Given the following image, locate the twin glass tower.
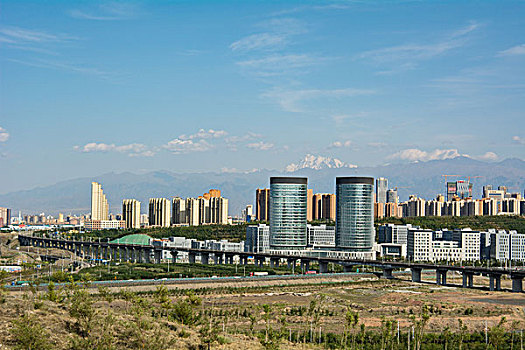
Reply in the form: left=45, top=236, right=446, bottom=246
left=269, top=176, right=374, bottom=252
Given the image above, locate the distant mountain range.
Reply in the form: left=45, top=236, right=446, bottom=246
left=1, top=156, right=524, bottom=217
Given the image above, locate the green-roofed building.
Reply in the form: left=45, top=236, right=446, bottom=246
left=110, top=234, right=152, bottom=245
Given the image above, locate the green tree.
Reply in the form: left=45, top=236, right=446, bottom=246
left=10, top=314, right=53, bottom=350
left=410, top=305, right=430, bottom=350
left=457, top=319, right=469, bottom=350
left=258, top=304, right=280, bottom=350
left=488, top=317, right=507, bottom=350
left=45, top=281, right=63, bottom=303
left=200, top=315, right=220, bottom=350
left=97, top=285, right=114, bottom=305
left=345, top=310, right=359, bottom=349
left=68, top=285, right=96, bottom=338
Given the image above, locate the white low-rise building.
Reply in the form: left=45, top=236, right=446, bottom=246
left=407, top=228, right=481, bottom=262
left=84, top=220, right=125, bottom=231
left=307, top=224, right=335, bottom=249
left=245, top=224, right=270, bottom=253
left=483, top=229, right=525, bottom=262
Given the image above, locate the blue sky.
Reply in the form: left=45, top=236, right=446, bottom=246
left=1, top=0, right=524, bottom=193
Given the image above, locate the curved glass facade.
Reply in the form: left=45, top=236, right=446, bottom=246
left=269, top=177, right=307, bottom=250
left=335, top=177, right=374, bottom=251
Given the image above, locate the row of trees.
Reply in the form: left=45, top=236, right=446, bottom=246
left=376, top=215, right=525, bottom=233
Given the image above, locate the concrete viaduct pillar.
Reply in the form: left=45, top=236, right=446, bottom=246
left=270, top=258, right=280, bottom=268
left=154, top=250, right=162, bottom=264
left=287, top=258, right=296, bottom=270
left=462, top=272, right=475, bottom=288
left=213, top=253, right=223, bottom=265
left=300, top=259, right=310, bottom=273
left=382, top=268, right=393, bottom=279
left=201, top=253, right=209, bottom=265
left=436, top=269, right=448, bottom=286
left=511, top=275, right=523, bottom=293
left=343, top=265, right=353, bottom=273
left=489, top=274, right=502, bottom=291
left=241, top=256, right=248, bottom=265
left=188, top=252, right=196, bottom=264
left=411, top=268, right=422, bottom=283
left=319, top=261, right=329, bottom=274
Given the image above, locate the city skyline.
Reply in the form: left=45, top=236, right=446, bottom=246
left=1, top=1, right=525, bottom=194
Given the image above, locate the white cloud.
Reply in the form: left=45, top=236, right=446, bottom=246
left=179, top=129, right=227, bottom=140
left=220, top=167, right=239, bottom=173
left=163, top=139, right=213, bottom=154
left=498, top=44, right=525, bottom=57
left=74, top=142, right=153, bottom=156
left=230, top=33, right=288, bottom=52
left=513, top=136, right=525, bottom=145
left=247, top=141, right=274, bottom=151
left=477, top=152, right=498, bottom=161
left=357, top=22, right=480, bottom=70
left=263, top=88, right=376, bottom=113
left=69, top=2, right=139, bottom=20
left=236, top=54, right=324, bottom=75
left=230, top=18, right=305, bottom=52
left=368, top=142, right=387, bottom=148
left=0, top=26, right=75, bottom=44
left=225, top=132, right=261, bottom=144
left=329, top=140, right=352, bottom=148
left=0, top=127, right=9, bottom=142
left=388, top=148, right=469, bottom=162
left=9, top=58, right=113, bottom=80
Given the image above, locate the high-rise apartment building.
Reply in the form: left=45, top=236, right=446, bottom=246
left=243, top=205, right=253, bottom=222
left=255, top=188, right=270, bottom=221
left=0, top=207, right=11, bottom=227
left=172, top=197, right=187, bottom=225
left=122, top=199, right=141, bottom=229
left=198, top=197, right=210, bottom=225
left=91, top=182, right=109, bottom=220
left=447, top=180, right=472, bottom=201
left=171, top=191, right=228, bottom=226
left=312, top=193, right=336, bottom=221
left=406, top=196, right=426, bottom=217
left=269, top=177, right=308, bottom=250
left=335, top=177, right=374, bottom=251
left=376, top=177, right=388, bottom=204
left=210, top=196, right=228, bottom=224
left=186, top=198, right=200, bottom=226
left=386, top=189, right=398, bottom=204
left=307, top=189, right=313, bottom=221
left=148, top=198, right=171, bottom=227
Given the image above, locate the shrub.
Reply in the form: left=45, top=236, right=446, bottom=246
left=10, top=314, right=53, bottom=350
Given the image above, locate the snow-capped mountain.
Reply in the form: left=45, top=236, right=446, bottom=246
left=285, top=154, right=358, bottom=172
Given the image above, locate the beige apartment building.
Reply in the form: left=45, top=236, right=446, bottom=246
left=148, top=198, right=171, bottom=227
left=122, top=199, right=141, bottom=229
left=91, top=182, right=109, bottom=220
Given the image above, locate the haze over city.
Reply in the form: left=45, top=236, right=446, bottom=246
left=1, top=1, right=524, bottom=194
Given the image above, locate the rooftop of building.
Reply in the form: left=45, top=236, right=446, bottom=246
left=110, top=234, right=152, bottom=245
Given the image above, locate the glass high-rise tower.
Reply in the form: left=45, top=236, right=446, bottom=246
left=335, top=177, right=374, bottom=251
left=375, top=177, right=388, bottom=204
left=269, top=177, right=307, bottom=250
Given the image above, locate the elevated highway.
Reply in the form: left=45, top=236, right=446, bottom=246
left=17, top=233, right=525, bottom=292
